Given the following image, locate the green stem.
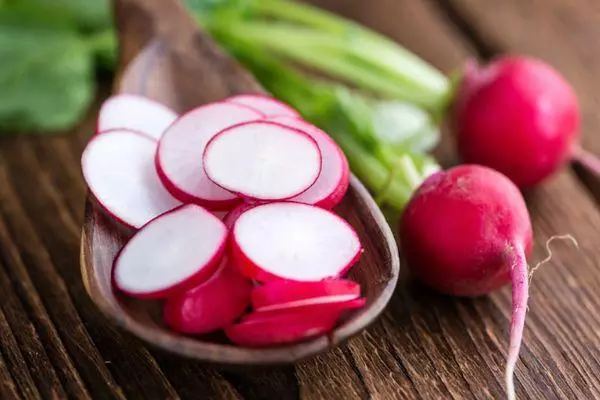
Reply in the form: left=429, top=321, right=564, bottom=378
left=227, top=23, right=445, bottom=109
left=330, top=131, right=413, bottom=209
left=253, top=0, right=450, bottom=99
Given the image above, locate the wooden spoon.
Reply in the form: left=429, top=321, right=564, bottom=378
left=80, top=0, right=399, bottom=365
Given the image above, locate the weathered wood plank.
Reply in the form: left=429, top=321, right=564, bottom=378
left=295, top=347, right=368, bottom=399
left=0, top=346, right=19, bottom=400
left=0, top=217, right=86, bottom=399
left=0, top=305, right=40, bottom=400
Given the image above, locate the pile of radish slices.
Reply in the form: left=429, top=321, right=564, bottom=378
left=82, top=93, right=366, bottom=347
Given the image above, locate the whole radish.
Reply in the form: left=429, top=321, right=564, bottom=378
left=453, top=55, right=580, bottom=189
left=400, top=165, right=532, bottom=400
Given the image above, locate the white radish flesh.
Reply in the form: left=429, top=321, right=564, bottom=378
left=163, top=259, right=252, bottom=334
left=113, top=204, right=227, bottom=299
left=269, top=116, right=349, bottom=209
left=97, top=94, right=177, bottom=140
left=81, top=129, right=181, bottom=229
left=252, top=279, right=361, bottom=310
left=156, top=102, right=262, bottom=209
left=227, top=94, right=299, bottom=118
left=204, top=121, right=322, bottom=201
left=231, top=202, right=362, bottom=282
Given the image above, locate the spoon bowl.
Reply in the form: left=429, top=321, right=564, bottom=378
left=80, top=0, right=399, bottom=365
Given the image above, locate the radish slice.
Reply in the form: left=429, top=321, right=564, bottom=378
left=231, top=202, right=362, bottom=282
left=156, top=102, right=262, bottom=209
left=223, top=203, right=255, bottom=229
left=97, top=94, right=177, bottom=140
left=212, top=210, right=229, bottom=220
left=226, top=94, right=299, bottom=118
left=163, top=259, right=252, bottom=334
left=81, top=129, right=181, bottom=229
left=225, top=310, right=336, bottom=347
left=204, top=121, right=322, bottom=201
left=252, top=298, right=366, bottom=318
left=252, top=279, right=360, bottom=309
left=269, top=116, right=350, bottom=209
left=113, top=204, right=227, bottom=299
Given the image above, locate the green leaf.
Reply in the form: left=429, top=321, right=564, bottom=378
left=0, top=25, right=94, bottom=132
left=7, top=0, right=113, bottom=31
left=371, top=101, right=440, bottom=153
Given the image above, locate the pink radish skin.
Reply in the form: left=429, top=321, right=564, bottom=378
left=225, top=310, right=337, bottom=347
left=231, top=202, right=362, bottom=282
left=252, top=279, right=360, bottom=310
left=113, top=205, right=227, bottom=299
left=268, top=116, right=350, bottom=209
left=81, top=129, right=181, bottom=229
left=203, top=121, right=323, bottom=201
left=156, top=102, right=262, bottom=210
left=163, top=260, right=252, bottom=334
left=226, top=94, right=299, bottom=118
left=223, top=203, right=255, bottom=229
left=400, top=165, right=532, bottom=400
left=253, top=297, right=366, bottom=317
left=97, top=94, right=177, bottom=140
left=454, top=56, right=580, bottom=188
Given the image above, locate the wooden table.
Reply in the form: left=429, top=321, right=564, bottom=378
left=0, top=1, right=599, bottom=398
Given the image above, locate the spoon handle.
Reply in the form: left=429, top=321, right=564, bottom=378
left=111, top=0, right=262, bottom=102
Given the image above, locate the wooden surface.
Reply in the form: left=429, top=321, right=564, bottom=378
left=0, top=0, right=598, bottom=398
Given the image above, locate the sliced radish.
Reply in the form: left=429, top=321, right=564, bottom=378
left=203, top=121, right=322, bottom=201
left=252, top=279, right=361, bottom=310
left=250, top=297, right=366, bottom=318
left=222, top=203, right=255, bottom=229
left=81, top=129, right=181, bottom=229
left=231, top=202, right=362, bottom=282
left=97, top=94, right=177, bottom=140
left=269, top=116, right=350, bottom=209
left=226, top=94, right=299, bottom=118
left=156, top=102, right=262, bottom=209
left=163, top=259, right=252, bottom=334
left=225, top=310, right=336, bottom=347
left=113, top=204, right=227, bottom=299
left=212, top=210, right=229, bottom=220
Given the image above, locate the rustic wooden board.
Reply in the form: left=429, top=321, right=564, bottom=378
left=0, top=0, right=598, bottom=399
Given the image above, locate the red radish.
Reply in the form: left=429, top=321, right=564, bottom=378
left=81, top=129, right=181, bottom=229
left=225, top=309, right=337, bottom=347
left=211, top=210, right=229, bottom=220
left=400, top=165, right=532, bottom=400
left=203, top=121, right=322, bottom=201
left=223, top=203, right=255, bottom=229
left=156, top=103, right=262, bottom=209
left=163, top=259, right=252, bottom=334
left=97, top=94, right=177, bottom=140
left=231, top=202, right=362, bottom=282
left=253, top=297, right=366, bottom=317
left=454, top=56, right=580, bottom=188
left=252, top=279, right=360, bottom=310
left=226, top=94, right=299, bottom=118
left=113, top=204, right=227, bottom=299
left=268, top=116, right=350, bottom=209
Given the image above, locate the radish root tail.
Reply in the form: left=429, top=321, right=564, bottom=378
left=528, top=234, right=579, bottom=281
left=507, top=235, right=578, bottom=400
left=572, top=146, right=600, bottom=177
left=506, top=247, right=529, bottom=400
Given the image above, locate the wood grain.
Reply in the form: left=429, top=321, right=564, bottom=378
left=0, top=0, right=598, bottom=398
